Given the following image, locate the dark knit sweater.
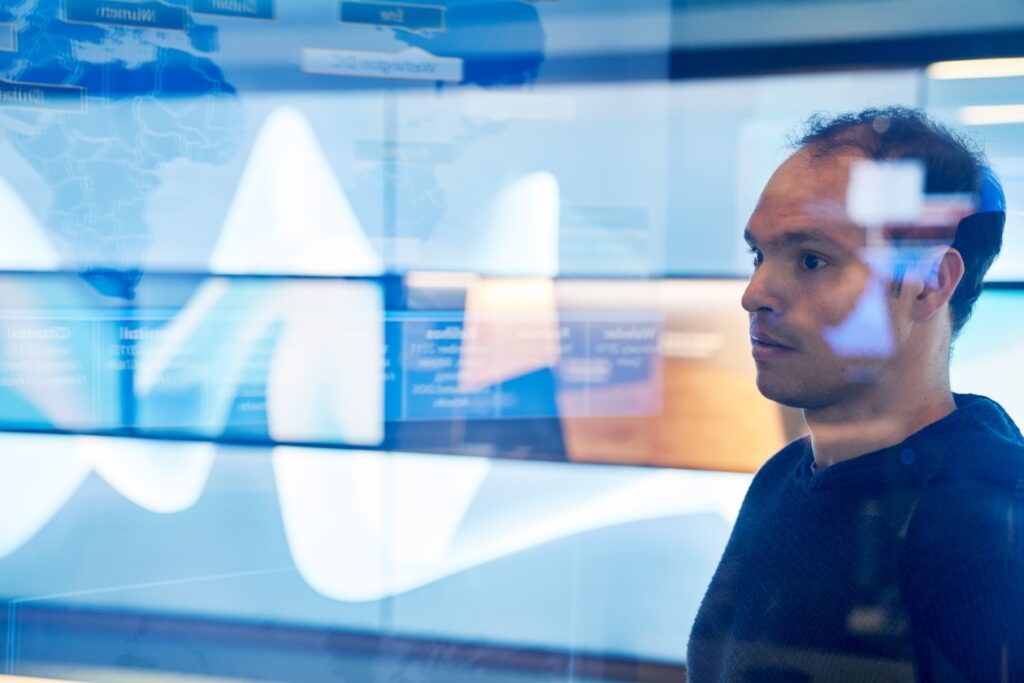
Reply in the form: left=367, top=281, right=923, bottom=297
left=687, top=394, right=1024, bottom=682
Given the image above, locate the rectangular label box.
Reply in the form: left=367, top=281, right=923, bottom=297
left=0, top=79, right=85, bottom=112
left=303, top=47, right=462, bottom=82
left=64, top=0, right=188, bottom=30
left=340, top=1, right=444, bottom=32
left=191, top=0, right=274, bottom=20
left=0, top=317, right=121, bottom=431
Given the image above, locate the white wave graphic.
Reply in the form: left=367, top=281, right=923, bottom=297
left=209, top=105, right=383, bottom=276
left=0, top=175, right=60, bottom=270
left=138, top=106, right=387, bottom=444
left=0, top=430, right=751, bottom=604
left=0, top=435, right=214, bottom=559
left=475, top=171, right=560, bottom=278
left=274, top=447, right=749, bottom=602
left=0, top=435, right=92, bottom=558
left=79, top=437, right=215, bottom=514
left=0, top=108, right=749, bottom=606
left=0, top=105, right=389, bottom=555
left=273, top=448, right=491, bottom=602
left=417, top=168, right=561, bottom=276
left=458, top=171, right=561, bottom=391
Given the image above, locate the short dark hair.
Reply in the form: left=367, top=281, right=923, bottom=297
left=793, top=106, right=1005, bottom=339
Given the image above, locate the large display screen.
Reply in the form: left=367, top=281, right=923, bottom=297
left=0, top=273, right=799, bottom=471
left=0, top=433, right=752, bottom=678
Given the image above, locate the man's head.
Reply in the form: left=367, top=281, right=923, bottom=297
left=741, top=107, right=1005, bottom=410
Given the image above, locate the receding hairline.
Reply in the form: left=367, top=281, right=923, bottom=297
left=789, top=107, right=985, bottom=193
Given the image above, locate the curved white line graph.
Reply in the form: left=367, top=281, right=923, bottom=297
left=208, top=105, right=384, bottom=277
left=0, top=435, right=215, bottom=557
left=0, top=176, right=60, bottom=271
left=0, top=431, right=749, bottom=605
left=0, top=106, right=753, bottom=606
left=273, top=447, right=749, bottom=602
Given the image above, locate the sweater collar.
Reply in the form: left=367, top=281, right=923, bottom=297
left=795, top=393, right=1023, bottom=492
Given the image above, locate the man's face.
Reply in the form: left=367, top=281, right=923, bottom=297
left=741, top=149, right=911, bottom=409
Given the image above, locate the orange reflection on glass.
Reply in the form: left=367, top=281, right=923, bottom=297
left=458, top=277, right=561, bottom=393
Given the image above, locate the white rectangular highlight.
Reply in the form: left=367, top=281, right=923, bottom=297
left=846, top=159, right=924, bottom=225
left=927, top=57, right=1024, bottom=80
left=302, top=47, right=463, bottom=82
left=958, top=104, right=1024, bottom=126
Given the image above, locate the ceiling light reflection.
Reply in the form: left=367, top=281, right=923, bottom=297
left=927, top=58, right=1024, bottom=80
left=957, top=104, right=1024, bottom=126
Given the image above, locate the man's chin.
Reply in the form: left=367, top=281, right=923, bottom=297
left=755, top=376, right=819, bottom=410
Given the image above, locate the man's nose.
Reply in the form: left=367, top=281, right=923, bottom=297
left=741, top=265, right=782, bottom=315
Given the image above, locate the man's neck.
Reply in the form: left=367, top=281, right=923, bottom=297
left=805, top=383, right=957, bottom=470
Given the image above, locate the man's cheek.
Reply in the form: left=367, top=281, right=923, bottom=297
left=821, top=277, right=896, bottom=358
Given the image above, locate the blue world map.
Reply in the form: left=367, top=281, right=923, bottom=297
left=0, top=0, right=545, bottom=284
left=0, top=0, right=240, bottom=285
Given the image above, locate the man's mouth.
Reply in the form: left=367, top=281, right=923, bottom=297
left=751, top=336, right=793, bottom=350
left=749, top=327, right=797, bottom=359
left=749, top=324, right=796, bottom=350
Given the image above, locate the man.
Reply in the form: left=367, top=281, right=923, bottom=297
left=687, top=107, right=1024, bottom=681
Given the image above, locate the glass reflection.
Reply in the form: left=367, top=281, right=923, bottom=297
left=0, top=433, right=751, bottom=679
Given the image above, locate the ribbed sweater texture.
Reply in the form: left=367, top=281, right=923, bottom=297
left=687, top=394, right=1024, bottom=682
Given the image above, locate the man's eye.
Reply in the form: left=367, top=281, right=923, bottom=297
left=801, top=253, right=827, bottom=271
left=749, top=248, right=763, bottom=267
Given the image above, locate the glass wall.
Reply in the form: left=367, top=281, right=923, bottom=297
left=0, top=0, right=1021, bottom=681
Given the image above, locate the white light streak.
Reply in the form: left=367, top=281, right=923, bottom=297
left=958, top=104, right=1024, bottom=126
left=927, top=57, right=1024, bottom=80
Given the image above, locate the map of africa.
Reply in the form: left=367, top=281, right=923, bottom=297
left=0, top=0, right=549, bottom=288
left=0, top=0, right=240, bottom=292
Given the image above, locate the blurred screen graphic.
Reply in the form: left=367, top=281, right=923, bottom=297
left=0, top=273, right=799, bottom=472
left=0, top=433, right=753, bottom=678
left=0, top=273, right=386, bottom=447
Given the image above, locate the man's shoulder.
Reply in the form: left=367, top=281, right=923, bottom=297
left=908, top=393, right=1024, bottom=489
left=722, top=437, right=810, bottom=521
left=900, top=435, right=1024, bottom=574
left=756, top=435, right=810, bottom=476
left=744, top=436, right=810, bottom=495
left=913, top=426, right=1024, bottom=492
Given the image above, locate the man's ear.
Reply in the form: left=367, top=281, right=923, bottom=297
left=912, top=247, right=964, bottom=322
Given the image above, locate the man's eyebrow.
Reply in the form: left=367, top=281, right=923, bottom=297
left=743, top=228, right=846, bottom=251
